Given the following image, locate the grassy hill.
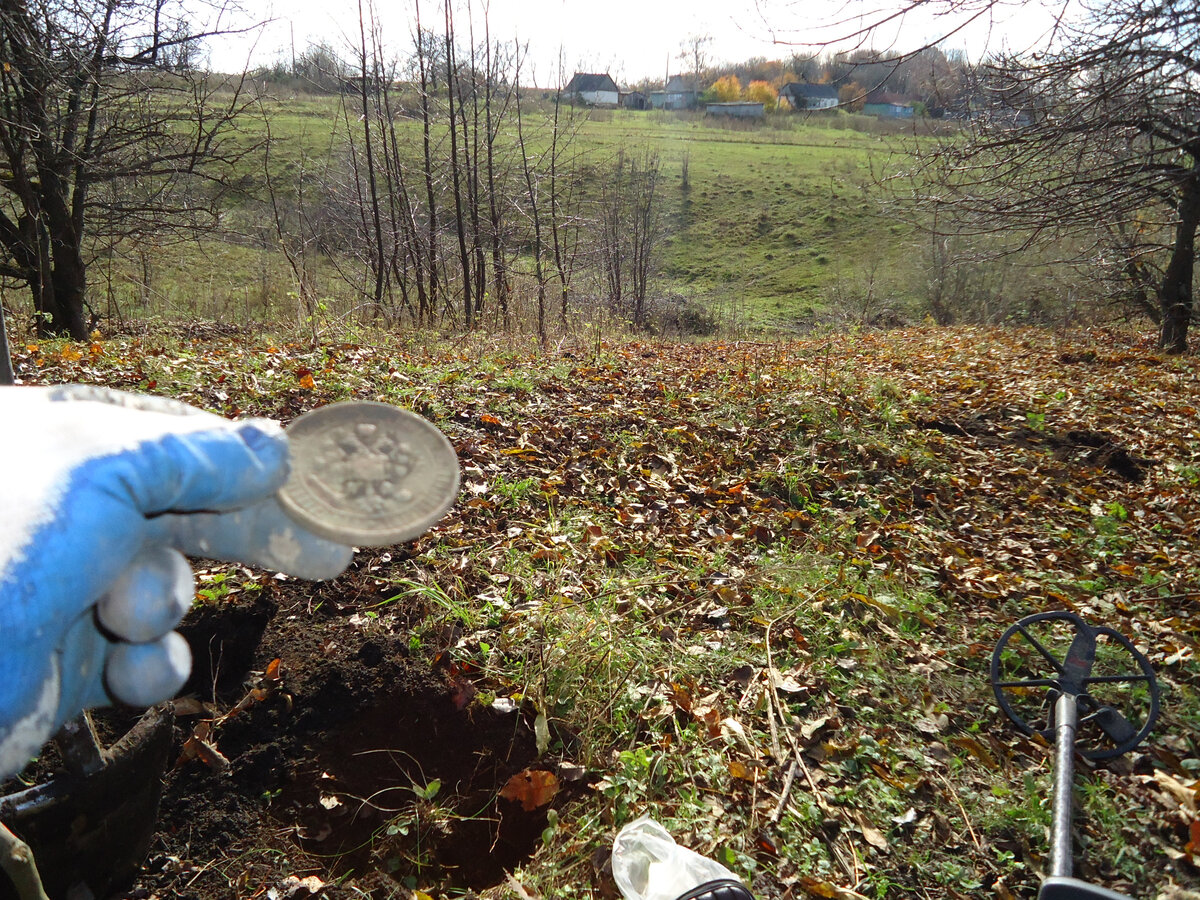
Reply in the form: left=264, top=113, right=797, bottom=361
left=91, top=95, right=924, bottom=334
left=572, top=111, right=915, bottom=329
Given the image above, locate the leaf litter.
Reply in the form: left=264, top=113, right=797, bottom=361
left=6, top=324, right=1199, bottom=899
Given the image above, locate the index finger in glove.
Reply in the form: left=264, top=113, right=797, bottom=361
left=115, top=422, right=291, bottom=515
left=153, top=496, right=354, bottom=582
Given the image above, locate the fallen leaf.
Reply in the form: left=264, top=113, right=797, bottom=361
left=1186, top=819, right=1200, bottom=859
left=177, top=734, right=230, bottom=773
left=950, top=735, right=999, bottom=770
left=1151, top=772, right=1199, bottom=812
left=729, top=759, right=758, bottom=782
left=854, top=811, right=889, bottom=851
left=797, top=876, right=872, bottom=899
left=499, top=769, right=559, bottom=811
left=769, top=667, right=806, bottom=693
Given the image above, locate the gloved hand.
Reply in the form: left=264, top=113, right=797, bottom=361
left=0, top=385, right=354, bottom=779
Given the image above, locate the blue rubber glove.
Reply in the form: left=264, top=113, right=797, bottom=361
left=0, top=385, right=354, bottom=779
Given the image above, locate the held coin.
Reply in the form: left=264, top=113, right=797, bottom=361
left=278, top=401, right=459, bottom=546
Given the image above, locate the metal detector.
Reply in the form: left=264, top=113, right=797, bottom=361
left=990, top=611, right=1160, bottom=900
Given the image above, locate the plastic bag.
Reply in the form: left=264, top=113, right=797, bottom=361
left=611, top=817, right=748, bottom=900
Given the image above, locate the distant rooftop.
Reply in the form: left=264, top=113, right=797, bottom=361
left=780, top=82, right=839, bottom=101
left=565, top=72, right=618, bottom=93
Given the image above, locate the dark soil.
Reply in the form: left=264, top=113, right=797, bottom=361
left=2, top=582, right=548, bottom=900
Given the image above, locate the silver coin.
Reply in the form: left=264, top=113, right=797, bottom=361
left=278, top=401, right=459, bottom=547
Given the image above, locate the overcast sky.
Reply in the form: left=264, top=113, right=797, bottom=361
left=205, top=0, right=1072, bottom=83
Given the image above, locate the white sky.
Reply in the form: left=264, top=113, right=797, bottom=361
left=204, top=0, right=1073, bottom=83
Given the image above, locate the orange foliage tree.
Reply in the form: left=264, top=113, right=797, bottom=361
left=838, top=81, right=866, bottom=112
left=710, top=75, right=742, bottom=103
left=745, top=80, right=777, bottom=111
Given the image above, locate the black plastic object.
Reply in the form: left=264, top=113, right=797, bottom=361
left=989, top=611, right=1159, bottom=759
left=1039, top=876, right=1134, bottom=900
left=0, top=707, right=173, bottom=900
left=675, top=878, right=757, bottom=900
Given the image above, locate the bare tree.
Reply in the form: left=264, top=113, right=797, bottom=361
left=356, top=0, right=387, bottom=317
left=513, top=47, right=549, bottom=343
left=547, top=76, right=586, bottom=326
left=678, top=33, right=712, bottom=100
left=414, top=2, right=441, bottom=323
left=599, top=148, right=665, bottom=330
left=0, top=0, right=256, bottom=338
left=905, top=0, right=1200, bottom=351
left=443, top=0, right=473, bottom=327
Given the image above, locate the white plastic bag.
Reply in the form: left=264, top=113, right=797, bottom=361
left=611, top=817, right=744, bottom=900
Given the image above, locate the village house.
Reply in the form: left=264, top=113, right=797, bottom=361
left=863, top=101, right=915, bottom=118
left=863, top=90, right=915, bottom=118
left=564, top=72, right=620, bottom=106
left=650, top=74, right=699, bottom=110
left=779, top=82, right=839, bottom=111
left=621, top=90, right=649, bottom=110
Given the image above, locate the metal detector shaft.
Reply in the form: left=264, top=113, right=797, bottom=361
left=1050, top=692, right=1078, bottom=879
left=991, top=613, right=1154, bottom=900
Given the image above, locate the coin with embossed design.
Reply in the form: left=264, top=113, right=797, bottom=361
left=278, top=401, right=459, bottom=546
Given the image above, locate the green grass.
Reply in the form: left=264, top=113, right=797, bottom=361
left=11, top=326, right=1198, bottom=899
left=567, top=110, right=914, bottom=326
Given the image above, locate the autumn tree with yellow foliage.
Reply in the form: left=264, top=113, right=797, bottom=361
left=709, top=75, right=741, bottom=102
left=745, top=80, right=777, bottom=111
left=838, top=81, right=866, bottom=112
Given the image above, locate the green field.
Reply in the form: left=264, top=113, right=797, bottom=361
left=569, top=111, right=915, bottom=328
left=71, top=96, right=927, bottom=335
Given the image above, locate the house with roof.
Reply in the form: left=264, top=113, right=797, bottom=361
left=622, top=90, right=649, bottom=110
left=564, top=72, right=619, bottom=106
left=779, top=82, right=839, bottom=111
left=650, top=74, right=700, bottom=110
left=864, top=101, right=914, bottom=118
left=863, top=89, right=915, bottom=118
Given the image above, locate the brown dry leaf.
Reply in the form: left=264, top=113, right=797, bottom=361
left=1150, top=772, right=1199, bottom=812
left=796, top=876, right=872, bottom=899
left=178, top=734, right=230, bottom=773
left=854, top=811, right=889, bottom=851
left=170, top=697, right=209, bottom=716
left=1185, top=819, right=1200, bottom=859
left=800, top=715, right=833, bottom=741
left=949, top=735, right=1000, bottom=770
left=729, top=759, right=758, bottom=782
left=994, top=878, right=1019, bottom=900
left=499, top=769, right=559, bottom=811
left=504, top=873, right=539, bottom=899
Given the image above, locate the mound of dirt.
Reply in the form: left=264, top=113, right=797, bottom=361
left=1, top=590, right=547, bottom=900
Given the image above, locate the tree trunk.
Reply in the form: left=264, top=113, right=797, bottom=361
left=28, top=213, right=89, bottom=339
left=0, top=301, right=15, bottom=385
left=444, top=1, right=473, bottom=328
left=1158, top=171, right=1200, bottom=354
left=45, top=252, right=90, bottom=340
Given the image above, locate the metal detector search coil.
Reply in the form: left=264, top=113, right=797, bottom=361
left=989, top=611, right=1160, bottom=900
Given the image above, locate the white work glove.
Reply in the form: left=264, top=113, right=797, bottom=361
left=0, top=385, right=354, bottom=778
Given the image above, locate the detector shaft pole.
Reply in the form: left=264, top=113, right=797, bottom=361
left=1050, top=692, right=1078, bottom=879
